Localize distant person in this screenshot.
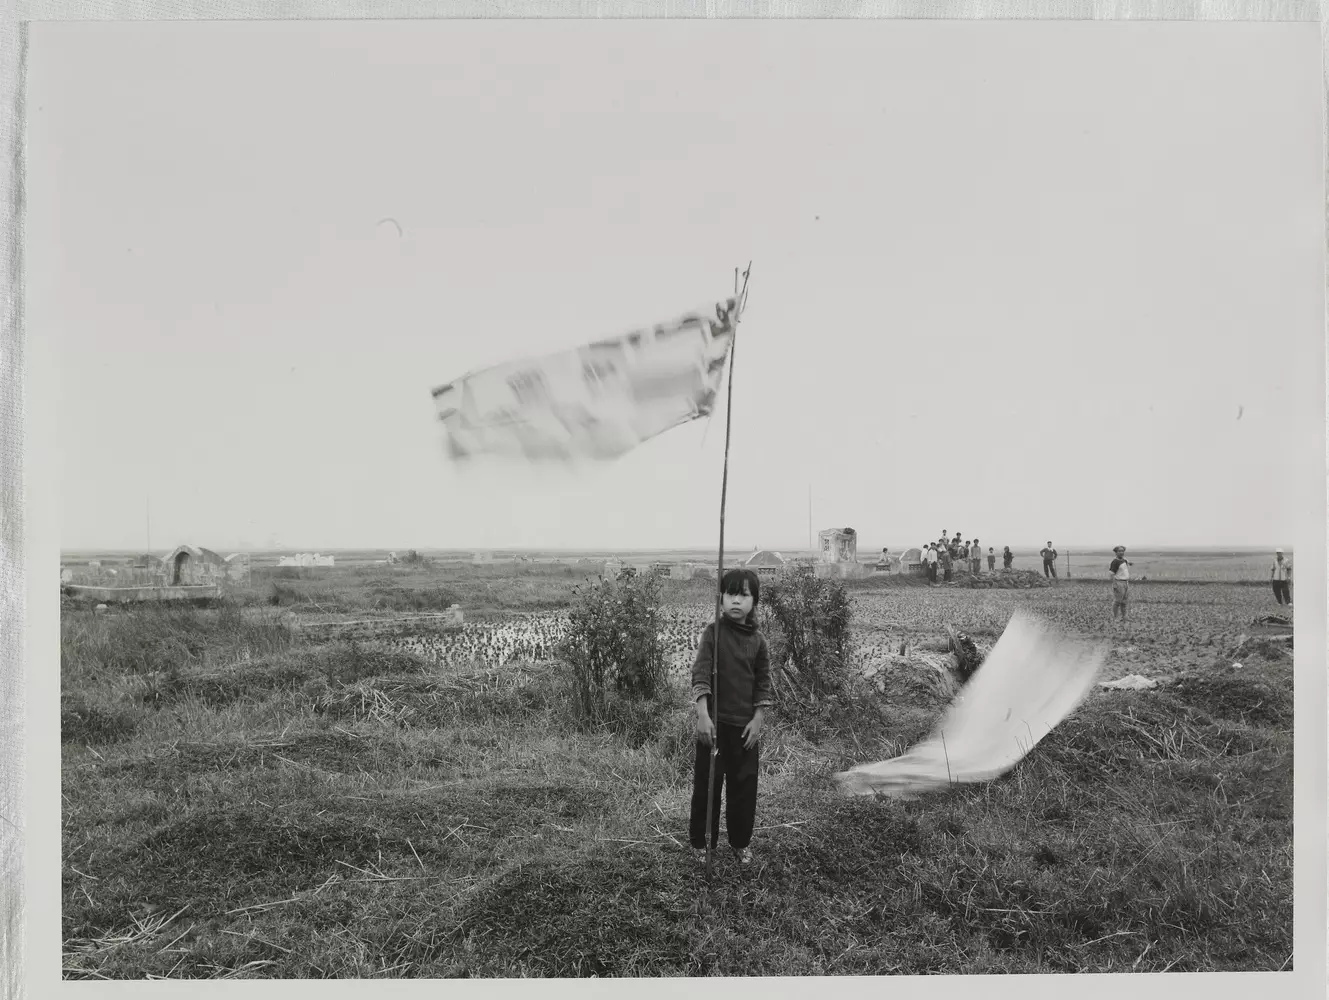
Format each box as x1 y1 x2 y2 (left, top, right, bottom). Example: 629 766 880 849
1270 549 1292 606
924 543 939 583
1108 545 1131 621
987 547 996 571
877 547 892 572
1041 541 1058 579
1002 546 1013 570
971 540 982 574
939 544 953 582
690 568 772 868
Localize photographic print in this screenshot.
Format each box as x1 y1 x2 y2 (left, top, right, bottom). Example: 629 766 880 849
19 15 1323 983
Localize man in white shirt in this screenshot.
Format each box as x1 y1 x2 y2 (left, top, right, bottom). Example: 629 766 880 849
1108 545 1131 621
1270 549 1292 606
1041 541 1058 580
924 543 939 583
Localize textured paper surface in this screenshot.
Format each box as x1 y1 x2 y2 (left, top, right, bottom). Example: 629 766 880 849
3 6 1322 1000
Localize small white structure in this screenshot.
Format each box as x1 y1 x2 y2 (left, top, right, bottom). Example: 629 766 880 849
818 528 858 565
277 552 335 568
162 545 228 585
744 549 788 579
816 527 871 579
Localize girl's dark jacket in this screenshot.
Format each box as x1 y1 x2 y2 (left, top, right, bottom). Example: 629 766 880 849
690 615 774 727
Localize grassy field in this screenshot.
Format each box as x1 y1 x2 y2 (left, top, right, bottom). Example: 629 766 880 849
60 565 1294 978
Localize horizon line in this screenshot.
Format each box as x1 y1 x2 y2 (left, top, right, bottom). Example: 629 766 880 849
61 543 1294 556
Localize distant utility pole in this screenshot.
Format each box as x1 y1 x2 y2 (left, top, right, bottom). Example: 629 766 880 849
807 484 812 554
1066 549 1071 579
145 497 151 555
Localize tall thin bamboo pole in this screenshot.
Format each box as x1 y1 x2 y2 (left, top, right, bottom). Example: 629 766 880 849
705 263 750 882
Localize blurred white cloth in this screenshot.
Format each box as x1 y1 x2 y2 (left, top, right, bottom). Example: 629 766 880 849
432 297 740 463
833 612 1104 797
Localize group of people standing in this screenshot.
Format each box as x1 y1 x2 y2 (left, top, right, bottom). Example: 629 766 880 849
918 530 1015 583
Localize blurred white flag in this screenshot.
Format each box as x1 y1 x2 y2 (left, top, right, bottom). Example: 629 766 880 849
431 297 741 462
833 613 1104 798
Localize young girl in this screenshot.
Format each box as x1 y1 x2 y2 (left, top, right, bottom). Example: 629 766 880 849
689 568 773 868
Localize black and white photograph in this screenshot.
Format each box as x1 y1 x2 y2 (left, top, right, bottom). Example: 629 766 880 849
12 12 1325 987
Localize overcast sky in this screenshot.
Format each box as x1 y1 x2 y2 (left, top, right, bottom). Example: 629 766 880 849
28 20 1322 554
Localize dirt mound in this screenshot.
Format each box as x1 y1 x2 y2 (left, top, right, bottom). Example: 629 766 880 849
1250 613 1292 628
1222 633 1293 665
1167 666 1292 729
947 570 1051 590
862 652 960 709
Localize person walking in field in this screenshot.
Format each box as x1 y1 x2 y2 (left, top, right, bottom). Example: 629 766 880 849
1108 545 1131 621
690 568 772 868
1270 549 1292 606
1002 546 1013 570
939 543 954 582
970 539 983 574
987 547 996 571
1041 541 1058 579
924 543 940 583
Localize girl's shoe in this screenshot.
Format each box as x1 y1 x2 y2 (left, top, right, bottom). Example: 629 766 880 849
733 846 753 866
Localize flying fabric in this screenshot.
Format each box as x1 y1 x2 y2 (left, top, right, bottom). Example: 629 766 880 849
431 297 741 462
832 612 1104 798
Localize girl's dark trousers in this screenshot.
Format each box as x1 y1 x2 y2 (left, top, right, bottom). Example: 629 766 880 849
689 722 759 850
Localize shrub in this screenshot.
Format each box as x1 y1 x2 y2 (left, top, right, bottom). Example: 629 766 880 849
761 566 853 702
559 567 669 726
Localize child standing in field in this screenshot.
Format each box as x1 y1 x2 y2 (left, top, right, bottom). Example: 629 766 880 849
690 568 773 868
987 547 996 571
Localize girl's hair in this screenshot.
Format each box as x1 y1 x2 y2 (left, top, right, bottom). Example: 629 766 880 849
719 568 761 611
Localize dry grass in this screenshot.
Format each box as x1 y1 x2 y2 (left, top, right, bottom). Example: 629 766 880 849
60 576 1293 978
